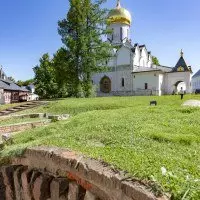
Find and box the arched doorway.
[100,76,111,93]
[174,81,186,94]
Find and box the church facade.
[92,0,193,96]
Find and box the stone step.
[0,110,11,114]
[6,108,20,111]
[0,101,46,116]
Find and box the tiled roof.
[156,65,173,72]
[133,67,162,73]
[0,79,24,91]
[0,71,30,92]
[172,56,191,72]
[132,65,173,73]
[0,80,8,89]
[139,45,146,48]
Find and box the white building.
[192,70,200,92]
[92,0,193,96]
[26,84,39,101]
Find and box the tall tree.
[58,0,112,97]
[53,48,74,97]
[33,54,59,99]
[152,56,160,66]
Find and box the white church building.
[192,70,200,92]
[92,0,193,96]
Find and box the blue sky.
[0,0,199,80]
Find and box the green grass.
[0,102,24,111]
[0,117,44,126]
[1,95,200,199]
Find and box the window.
[122,78,125,87]
[111,28,114,41]
[120,27,123,41]
[145,83,148,90]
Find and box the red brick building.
[0,68,30,104]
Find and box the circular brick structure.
[0,147,168,200]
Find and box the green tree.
[58,0,112,97]
[33,54,60,99]
[23,79,34,86]
[53,48,73,97]
[152,56,160,66]
[16,79,34,86]
[16,80,23,86]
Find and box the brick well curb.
[0,147,169,200]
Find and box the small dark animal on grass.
[150,101,157,106]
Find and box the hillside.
[1,95,200,199]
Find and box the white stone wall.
[133,46,140,67]
[107,56,116,68]
[92,67,133,93]
[139,48,148,67]
[148,55,152,68]
[192,76,200,92]
[159,74,164,96]
[117,46,131,66]
[164,72,192,94]
[133,46,152,69]
[133,72,160,94]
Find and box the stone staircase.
[0,101,47,116]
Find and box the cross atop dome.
[116,0,121,8]
[180,49,184,57]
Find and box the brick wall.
[0,147,168,200]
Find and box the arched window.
[100,76,111,93]
[120,27,123,41]
[121,78,125,87]
[145,83,148,90]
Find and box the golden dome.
[107,0,132,25]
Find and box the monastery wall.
[164,72,192,94]
[133,72,160,93]
[93,68,133,93]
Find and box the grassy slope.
[0,117,43,126]
[0,103,23,111]
[1,95,200,199]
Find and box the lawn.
[0,102,24,111]
[0,95,200,199]
[0,117,44,126]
